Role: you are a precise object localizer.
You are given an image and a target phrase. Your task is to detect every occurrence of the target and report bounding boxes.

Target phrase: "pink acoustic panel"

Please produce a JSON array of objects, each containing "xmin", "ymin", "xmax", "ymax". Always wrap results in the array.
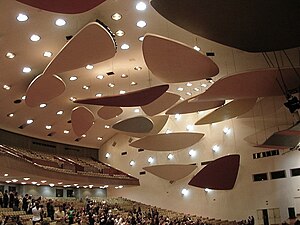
[
  {"xmin": 142, "ymin": 34, "xmax": 219, "ymax": 83},
  {"xmin": 112, "ymin": 116, "xmax": 153, "ymax": 133},
  {"xmin": 97, "ymin": 106, "xmax": 123, "ymax": 120},
  {"xmin": 141, "ymin": 92, "xmax": 180, "ymax": 116},
  {"xmin": 188, "ymin": 154, "xmax": 240, "ymax": 190},
  {"xmin": 195, "ymin": 98, "xmax": 257, "ymax": 125},
  {"xmin": 17, "ymin": 0, "xmax": 106, "ymax": 14},
  {"xmin": 194, "ymin": 68, "xmax": 300, "ymax": 101},
  {"xmin": 75, "ymin": 85, "xmax": 169, "ymax": 107},
  {"xmin": 129, "ymin": 132, "xmax": 204, "ymax": 151},
  {"xmin": 25, "ymin": 74, "xmax": 66, "ymax": 107},
  {"xmin": 143, "ymin": 164, "xmax": 197, "ymax": 182},
  {"xmin": 43, "ymin": 22, "xmax": 115, "ymax": 77},
  {"xmin": 150, "ymin": 0, "xmax": 300, "ymax": 52},
  {"xmin": 71, "ymin": 106, "xmax": 95, "ymax": 137},
  {"xmin": 166, "ymin": 97, "xmax": 224, "ymax": 115}
]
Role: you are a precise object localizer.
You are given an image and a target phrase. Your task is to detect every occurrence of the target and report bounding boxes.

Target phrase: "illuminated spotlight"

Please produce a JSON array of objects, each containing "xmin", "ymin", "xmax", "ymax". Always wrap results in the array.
[
  {"xmin": 121, "ymin": 74, "xmax": 128, "ymax": 78},
  {"xmin": 181, "ymin": 188, "xmax": 189, "ymax": 196},
  {"xmin": 49, "ymin": 183, "xmax": 55, "ymax": 187},
  {"xmin": 193, "ymin": 46, "xmax": 201, "ymax": 51},
  {"xmin": 16, "ymin": 13, "xmax": 28, "ymax": 22},
  {"xmin": 55, "ymin": 18, "xmax": 66, "ymax": 26},
  {"xmin": 212, "ymin": 145, "xmax": 220, "ymax": 152},
  {"xmin": 69, "ymin": 96, "xmax": 77, "ymax": 101},
  {"xmin": 188, "ymin": 149, "xmax": 196, "ymax": 157},
  {"xmin": 3, "ymin": 84, "xmax": 11, "ymax": 90},
  {"xmin": 95, "ymin": 93, "xmax": 102, "ymax": 97},
  {"xmin": 39, "ymin": 103, "xmax": 47, "ymax": 108},
  {"xmin": 136, "ymin": 2, "xmax": 147, "ymax": 11},
  {"xmin": 56, "ymin": 110, "xmax": 63, "ymax": 115},
  {"xmin": 186, "ymin": 82, "xmax": 192, "ymax": 87},
  {"xmin": 7, "ymin": 113, "xmax": 14, "ymax": 118},
  {"xmin": 43, "ymin": 51, "xmax": 53, "ymax": 57},
  {"xmin": 96, "ymin": 74, "xmax": 104, "ymax": 80},
  {"xmin": 30, "ymin": 34, "xmax": 41, "ymax": 42},
  {"xmin": 104, "ymin": 125, "xmax": 110, "ymax": 129},
  {"xmin": 120, "ymin": 44, "xmax": 130, "ymax": 50},
  {"xmin": 167, "ymin": 153, "xmax": 174, "ymax": 160},
  {"xmin": 45, "ymin": 125, "xmax": 52, "ymax": 130},
  {"xmin": 223, "ymin": 127, "xmax": 231, "ymax": 134},
  {"xmin": 108, "ymin": 83, "xmax": 115, "ymax": 88},
  {"xmin": 186, "ymin": 124, "xmax": 193, "ymax": 131},
  {"xmin": 22, "ymin": 67, "xmax": 31, "ymax": 73},
  {"xmin": 137, "ymin": 20, "xmax": 147, "ymax": 28},
  {"xmin": 63, "ymin": 130, "xmax": 70, "ymax": 134},
  {"xmin": 204, "ymin": 188, "xmax": 212, "ymax": 193},
  {"xmin": 26, "ymin": 119, "xmax": 34, "ymax": 124},
  {"xmin": 138, "ymin": 36, "xmax": 144, "ymax": 42},
  {"xmin": 175, "ymin": 113, "xmax": 181, "ymax": 120},
  {"xmin": 85, "ymin": 64, "xmax": 93, "ymax": 70},
  {"xmin": 105, "ymin": 153, "xmax": 111, "ymax": 158},
  {"xmin": 134, "ymin": 108, "xmax": 140, "ymax": 113},
  {"xmin": 69, "ymin": 76, "xmax": 77, "ymax": 81},
  {"xmin": 111, "ymin": 13, "xmax": 122, "ymax": 21},
  {"xmin": 147, "ymin": 156, "xmax": 154, "ymax": 164},
  {"xmin": 165, "ymin": 129, "xmax": 172, "ymax": 134},
  {"xmin": 201, "ymin": 83, "xmax": 208, "ymax": 88},
  {"xmin": 119, "ymin": 90, "xmax": 126, "ymax": 94},
  {"xmin": 177, "ymin": 87, "xmax": 183, "ymax": 91},
  {"xmin": 6, "ymin": 52, "xmax": 15, "ymax": 59},
  {"xmin": 115, "ymin": 30, "xmax": 125, "ymax": 36},
  {"xmin": 97, "ymin": 137, "xmax": 103, "ymax": 141},
  {"xmin": 129, "ymin": 160, "xmax": 135, "ymax": 166},
  {"xmin": 134, "ymin": 66, "xmax": 142, "ymax": 71}
]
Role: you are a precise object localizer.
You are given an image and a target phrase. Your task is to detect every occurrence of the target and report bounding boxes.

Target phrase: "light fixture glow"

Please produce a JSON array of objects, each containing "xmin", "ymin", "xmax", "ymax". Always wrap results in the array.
[
  {"xmin": 177, "ymin": 87, "xmax": 183, "ymax": 91},
  {"xmin": 130, "ymin": 81, "xmax": 137, "ymax": 86},
  {"xmin": 104, "ymin": 125, "xmax": 110, "ymax": 129},
  {"xmin": 12, "ymin": 179, "xmax": 18, "ymax": 182},
  {"xmin": 205, "ymin": 188, "xmax": 212, "ymax": 193},
  {"xmin": 137, "ymin": 20, "xmax": 147, "ymax": 28},
  {"xmin": 186, "ymin": 82, "xmax": 192, "ymax": 87},
  {"xmin": 134, "ymin": 66, "xmax": 142, "ymax": 71},
  {"xmin": 8, "ymin": 113, "xmax": 14, "ymax": 118},
  {"xmin": 121, "ymin": 74, "xmax": 128, "ymax": 78},
  {"xmin": 97, "ymin": 137, "xmax": 103, "ymax": 141},
  {"xmin": 193, "ymin": 46, "xmax": 201, "ymax": 51},
  {"xmin": 82, "ymin": 85, "xmax": 90, "ymax": 90},
  {"xmin": 69, "ymin": 97, "xmax": 77, "ymax": 102},
  {"xmin": 3, "ymin": 85, "xmax": 11, "ymax": 90},
  {"xmin": 26, "ymin": 119, "xmax": 34, "ymax": 124},
  {"xmin": 136, "ymin": 2, "xmax": 147, "ymax": 11},
  {"xmin": 134, "ymin": 108, "xmax": 140, "ymax": 113},
  {"xmin": 85, "ymin": 64, "xmax": 94, "ymax": 70},
  {"xmin": 212, "ymin": 145, "xmax": 220, "ymax": 152},
  {"xmin": 138, "ymin": 36, "xmax": 144, "ymax": 42},
  {"xmin": 21, "ymin": 182, "xmax": 26, "ymax": 185},
  {"xmin": 39, "ymin": 103, "xmax": 47, "ymax": 108},
  {"xmin": 23, "ymin": 177, "xmax": 30, "ymax": 181},
  {"xmin": 55, "ymin": 18, "xmax": 66, "ymax": 26},
  {"xmin": 21, "ymin": 96, "xmax": 26, "ymax": 100},
  {"xmin": 4, "ymin": 174, "xmax": 8, "ymax": 177},
  {"xmin": 167, "ymin": 153, "xmax": 174, "ymax": 160},
  {"xmin": 56, "ymin": 110, "xmax": 63, "ymax": 115},
  {"xmin": 193, "ymin": 87, "xmax": 200, "ymax": 92},
  {"xmin": 120, "ymin": 44, "xmax": 130, "ymax": 50},
  {"xmin": 6, "ymin": 52, "xmax": 15, "ymax": 59},
  {"xmin": 165, "ymin": 129, "xmax": 172, "ymax": 134},
  {"xmin": 30, "ymin": 34, "xmax": 41, "ymax": 42},
  {"xmin": 175, "ymin": 114, "xmax": 181, "ymax": 120},
  {"xmin": 45, "ymin": 125, "xmax": 52, "ymax": 130},
  {"xmin": 22, "ymin": 67, "xmax": 31, "ymax": 73},
  {"xmin": 64, "ymin": 130, "xmax": 70, "ymax": 134},
  {"xmin": 119, "ymin": 90, "xmax": 126, "ymax": 94},
  {"xmin": 41, "ymin": 180, "xmax": 47, "ymax": 183},
  {"xmin": 17, "ymin": 13, "xmax": 28, "ymax": 22},
  {"xmin": 6, "ymin": 181, "xmax": 11, "ymax": 183},
  {"xmin": 115, "ymin": 30, "xmax": 125, "ymax": 36},
  {"xmin": 181, "ymin": 188, "xmax": 189, "ymax": 196},
  {"xmin": 111, "ymin": 13, "xmax": 122, "ymax": 21},
  {"xmin": 129, "ymin": 160, "xmax": 135, "ymax": 166},
  {"xmin": 189, "ymin": 149, "xmax": 196, "ymax": 157},
  {"xmin": 223, "ymin": 127, "xmax": 231, "ymax": 134},
  {"xmin": 186, "ymin": 124, "xmax": 193, "ymax": 131},
  {"xmin": 96, "ymin": 74, "xmax": 104, "ymax": 79},
  {"xmin": 148, "ymin": 157, "xmax": 154, "ymax": 164},
  {"xmin": 105, "ymin": 153, "xmax": 111, "ymax": 158},
  {"xmin": 186, "ymin": 92, "xmax": 192, "ymax": 96},
  {"xmin": 43, "ymin": 51, "xmax": 53, "ymax": 57},
  {"xmin": 201, "ymin": 83, "xmax": 207, "ymax": 88},
  {"xmin": 69, "ymin": 76, "xmax": 77, "ymax": 81},
  {"xmin": 95, "ymin": 93, "xmax": 102, "ymax": 97},
  {"xmin": 108, "ymin": 83, "xmax": 115, "ymax": 88},
  {"xmin": 49, "ymin": 183, "xmax": 55, "ymax": 187},
  {"xmin": 31, "ymin": 181, "xmax": 37, "ymax": 185}
]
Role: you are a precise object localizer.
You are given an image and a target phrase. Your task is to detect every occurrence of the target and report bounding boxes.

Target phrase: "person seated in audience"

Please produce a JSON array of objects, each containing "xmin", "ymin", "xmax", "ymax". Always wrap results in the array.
[{"xmin": 54, "ymin": 206, "xmax": 66, "ymax": 225}]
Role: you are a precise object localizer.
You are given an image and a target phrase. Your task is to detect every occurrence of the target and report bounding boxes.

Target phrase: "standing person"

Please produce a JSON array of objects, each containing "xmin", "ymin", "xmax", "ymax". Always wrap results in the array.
[
  {"xmin": 22, "ymin": 194, "xmax": 29, "ymax": 213},
  {"xmin": 68, "ymin": 207, "xmax": 74, "ymax": 225},
  {"xmin": 13, "ymin": 192, "xmax": 20, "ymax": 211},
  {"xmin": 0, "ymin": 191, "xmax": 3, "ymax": 208},
  {"xmin": 47, "ymin": 199, "xmax": 55, "ymax": 221},
  {"xmin": 3, "ymin": 190, "xmax": 9, "ymax": 208},
  {"xmin": 9, "ymin": 191, "xmax": 14, "ymax": 208},
  {"xmin": 32, "ymin": 202, "xmax": 42, "ymax": 225}
]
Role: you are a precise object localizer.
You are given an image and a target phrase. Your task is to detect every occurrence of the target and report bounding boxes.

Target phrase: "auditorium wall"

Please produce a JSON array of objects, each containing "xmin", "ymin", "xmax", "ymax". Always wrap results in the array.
[{"xmin": 99, "ymin": 97, "xmax": 300, "ymax": 221}]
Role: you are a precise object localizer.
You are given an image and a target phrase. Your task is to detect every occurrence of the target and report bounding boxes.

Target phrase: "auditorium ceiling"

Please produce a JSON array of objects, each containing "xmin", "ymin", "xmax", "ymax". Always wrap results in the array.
[{"xmin": 0, "ymin": 0, "xmax": 299, "ymax": 149}]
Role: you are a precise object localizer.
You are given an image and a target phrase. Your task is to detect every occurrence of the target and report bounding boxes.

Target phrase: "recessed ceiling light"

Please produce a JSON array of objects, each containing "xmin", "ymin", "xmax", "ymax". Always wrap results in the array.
[
  {"xmin": 186, "ymin": 92, "xmax": 192, "ymax": 96},
  {"xmin": 119, "ymin": 90, "xmax": 126, "ymax": 94},
  {"xmin": 186, "ymin": 82, "xmax": 192, "ymax": 87},
  {"xmin": 134, "ymin": 66, "xmax": 142, "ymax": 71},
  {"xmin": 81, "ymin": 134, "xmax": 87, "ymax": 138},
  {"xmin": 57, "ymin": 182, "xmax": 63, "ymax": 185},
  {"xmin": 4, "ymin": 174, "xmax": 8, "ymax": 177},
  {"xmin": 30, "ymin": 34, "xmax": 41, "ymax": 42},
  {"xmin": 43, "ymin": 51, "xmax": 53, "ymax": 57},
  {"xmin": 177, "ymin": 87, "xmax": 183, "ymax": 91},
  {"xmin": 130, "ymin": 81, "xmax": 137, "ymax": 86},
  {"xmin": 193, "ymin": 46, "xmax": 201, "ymax": 51},
  {"xmin": 138, "ymin": 36, "xmax": 144, "ymax": 42},
  {"xmin": 69, "ymin": 96, "xmax": 77, "ymax": 102},
  {"xmin": 49, "ymin": 183, "xmax": 55, "ymax": 187},
  {"xmin": 56, "ymin": 110, "xmax": 63, "ymax": 115},
  {"xmin": 180, "ymin": 97, "xmax": 185, "ymax": 101},
  {"xmin": 64, "ymin": 130, "xmax": 70, "ymax": 134},
  {"xmin": 129, "ymin": 160, "xmax": 135, "ymax": 166},
  {"xmin": 104, "ymin": 125, "xmax": 110, "ymax": 129},
  {"xmin": 137, "ymin": 20, "xmax": 147, "ymax": 28},
  {"xmin": 201, "ymin": 83, "xmax": 207, "ymax": 88},
  {"xmin": 223, "ymin": 127, "xmax": 231, "ymax": 134},
  {"xmin": 212, "ymin": 145, "xmax": 220, "ymax": 152},
  {"xmin": 21, "ymin": 182, "xmax": 26, "ymax": 185},
  {"xmin": 45, "ymin": 125, "xmax": 52, "ymax": 130},
  {"xmin": 97, "ymin": 137, "xmax": 103, "ymax": 141},
  {"xmin": 6, "ymin": 52, "xmax": 15, "ymax": 59},
  {"xmin": 12, "ymin": 179, "xmax": 18, "ymax": 182},
  {"xmin": 167, "ymin": 153, "xmax": 174, "ymax": 160},
  {"xmin": 115, "ymin": 30, "xmax": 125, "ymax": 36},
  {"xmin": 41, "ymin": 180, "xmax": 47, "ymax": 183},
  {"xmin": 21, "ymin": 95, "xmax": 26, "ymax": 100},
  {"xmin": 105, "ymin": 153, "xmax": 110, "ymax": 158},
  {"xmin": 108, "ymin": 83, "xmax": 115, "ymax": 88},
  {"xmin": 26, "ymin": 119, "xmax": 34, "ymax": 124},
  {"xmin": 55, "ymin": 18, "xmax": 66, "ymax": 26},
  {"xmin": 7, "ymin": 113, "xmax": 14, "ymax": 118},
  {"xmin": 23, "ymin": 177, "xmax": 30, "ymax": 180},
  {"xmin": 22, "ymin": 67, "xmax": 31, "ymax": 73},
  {"xmin": 39, "ymin": 103, "xmax": 47, "ymax": 108},
  {"xmin": 186, "ymin": 124, "xmax": 193, "ymax": 131},
  {"xmin": 111, "ymin": 13, "xmax": 122, "ymax": 21},
  {"xmin": 121, "ymin": 74, "xmax": 128, "ymax": 78},
  {"xmin": 175, "ymin": 114, "xmax": 181, "ymax": 120},
  {"xmin": 193, "ymin": 87, "xmax": 200, "ymax": 92},
  {"xmin": 120, "ymin": 44, "xmax": 130, "ymax": 50},
  {"xmin": 31, "ymin": 181, "xmax": 37, "ymax": 185},
  {"xmin": 17, "ymin": 13, "xmax": 28, "ymax": 22},
  {"xmin": 95, "ymin": 93, "xmax": 102, "ymax": 97},
  {"xmin": 189, "ymin": 149, "xmax": 196, "ymax": 157},
  {"xmin": 147, "ymin": 156, "xmax": 154, "ymax": 164},
  {"xmin": 69, "ymin": 76, "xmax": 77, "ymax": 81},
  {"xmin": 85, "ymin": 64, "xmax": 93, "ymax": 70},
  {"xmin": 3, "ymin": 84, "xmax": 11, "ymax": 90},
  {"xmin": 134, "ymin": 108, "xmax": 140, "ymax": 113},
  {"xmin": 96, "ymin": 74, "xmax": 104, "ymax": 80},
  {"xmin": 136, "ymin": 2, "xmax": 147, "ymax": 11},
  {"xmin": 82, "ymin": 85, "xmax": 90, "ymax": 90},
  {"xmin": 6, "ymin": 181, "xmax": 11, "ymax": 183}
]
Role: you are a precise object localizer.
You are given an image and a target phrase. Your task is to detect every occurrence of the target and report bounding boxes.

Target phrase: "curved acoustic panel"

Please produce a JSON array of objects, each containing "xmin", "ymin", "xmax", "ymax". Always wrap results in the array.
[
  {"xmin": 129, "ymin": 132, "xmax": 204, "ymax": 151},
  {"xmin": 143, "ymin": 164, "xmax": 197, "ymax": 182},
  {"xmin": 126, "ymin": 115, "xmax": 169, "ymax": 138},
  {"xmin": 71, "ymin": 106, "xmax": 95, "ymax": 137},
  {"xmin": 141, "ymin": 92, "xmax": 180, "ymax": 116},
  {"xmin": 25, "ymin": 74, "xmax": 66, "ymax": 107},
  {"xmin": 151, "ymin": 0, "xmax": 300, "ymax": 52},
  {"xmin": 194, "ymin": 68, "xmax": 300, "ymax": 101},
  {"xmin": 166, "ymin": 97, "xmax": 225, "ymax": 115},
  {"xmin": 16, "ymin": 0, "xmax": 106, "ymax": 14},
  {"xmin": 195, "ymin": 98, "xmax": 257, "ymax": 125},
  {"xmin": 75, "ymin": 85, "xmax": 169, "ymax": 107},
  {"xmin": 188, "ymin": 154, "xmax": 240, "ymax": 190},
  {"xmin": 97, "ymin": 106, "xmax": 123, "ymax": 120},
  {"xmin": 142, "ymin": 34, "xmax": 219, "ymax": 83},
  {"xmin": 112, "ymin": 116, "xmax": 153, "ymax": 133},
  {"xmin": 43, "ymin": 22, "xmax": 115, "ymax": 76}
]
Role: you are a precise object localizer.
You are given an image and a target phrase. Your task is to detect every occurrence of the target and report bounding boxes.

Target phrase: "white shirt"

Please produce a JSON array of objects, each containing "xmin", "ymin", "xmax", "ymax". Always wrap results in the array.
[{"xmin": 32, "ymin": 206, "xmax": 42, "ymax": 222}]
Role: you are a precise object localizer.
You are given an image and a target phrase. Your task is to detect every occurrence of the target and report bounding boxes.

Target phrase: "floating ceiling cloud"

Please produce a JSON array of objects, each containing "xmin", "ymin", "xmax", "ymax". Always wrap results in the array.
[
  {"xmin": 97, "ymin": 106, "xmax": 123, "ymax": 120},
  {"xmin": 112, "ymin": 116, "xmax": 153, "ymax": 133},
  {"xmin": 71, "ymin": 106, "xmax": 95, "ymax": 137}
]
